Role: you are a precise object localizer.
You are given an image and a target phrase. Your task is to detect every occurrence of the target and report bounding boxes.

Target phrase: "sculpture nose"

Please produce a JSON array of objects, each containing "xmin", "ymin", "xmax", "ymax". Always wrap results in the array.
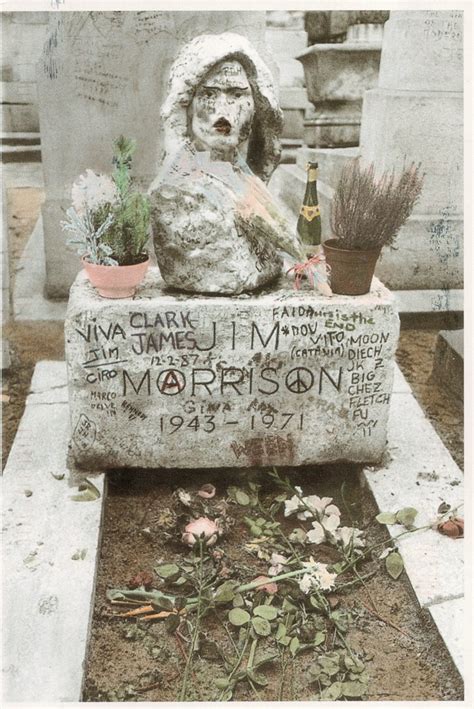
[{"xmin": 213, "ymin": 92, "xmax": 234, "ymax": 113}]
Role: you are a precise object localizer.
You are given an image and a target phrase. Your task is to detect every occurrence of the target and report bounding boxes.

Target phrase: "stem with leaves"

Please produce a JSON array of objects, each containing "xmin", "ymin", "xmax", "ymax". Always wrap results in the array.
[{"xmin": 179, "ymin": 539, "xmax": 205, "ymax": 701}]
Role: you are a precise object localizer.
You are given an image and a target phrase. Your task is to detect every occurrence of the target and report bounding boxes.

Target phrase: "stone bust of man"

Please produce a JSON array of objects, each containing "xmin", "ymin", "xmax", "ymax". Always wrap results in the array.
[{"xmin": 149, "ymin": 32, "xmax": 303, "ymax": 295}]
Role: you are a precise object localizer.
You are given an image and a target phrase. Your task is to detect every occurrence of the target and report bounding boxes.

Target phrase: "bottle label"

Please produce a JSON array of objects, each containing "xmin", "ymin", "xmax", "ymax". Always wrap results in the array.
[
  {"xmin": 308, "ymin": 168, "xmax": 318, "ymax": 182},
  {"xmin": 299, "ymin": 205, "xmax": 320, "ymax": 222}
]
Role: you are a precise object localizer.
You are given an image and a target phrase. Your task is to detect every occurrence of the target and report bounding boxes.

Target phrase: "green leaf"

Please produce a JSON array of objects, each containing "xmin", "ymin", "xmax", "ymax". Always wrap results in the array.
[
  {"xmin": 276, "ymin": 623, "xmax": 287, "ymax": 641},
  {"xmin": 308, "ymin": 664, "xmax": 323, "ymax": 681},
  {"xmin": 70, "ymin": 478, "xmax": 101, "ymax": 502},
  {"xmin": 309, "ymin": 595, "xmax": 325, "ymax": 611},
  {"xmin": 320, "ymin": 682, "xmax": 343, "ymax": 700},
  {"xmin": 289, "ymin": 528, "xmax": 307, "ymax": 544},
  {"xmin": 214, "ymin": 678, "xmax": 230, "ymax": 690},
  {"xmin": 151, "ymin": 595, "xmax": 175, "ymax": 611},
  {"xmin": 375, "ymin": 511, "xmax": 397, "ymax": 525},
  {"xmin": 396, "ymin": 507, "xmax": 418, "ymax": 527},
  {"xmin": 289, "ymin": 636, "xmax": 300, "ymax": 656},
  {"xmin": 172, "ymin": 576, "xmax": 187, "ymax": 586},
  {"xmin": 342, "ymin": 680, "xmax": 368, "ymax": 697},
  {"xmin": 330, "ymin": 610, "xmax": 351, "ymax": 633},
  {"xmin": 50, "ymin": 471, "xmax": 65, "ymax": 481},
  {"xmin": 344, "ymin": 655, "xmax": 365, "ymax": 673},
  {"xmin": 251, "ymin": 616, "xmax": 271, "ymax": 636},
  {"xmin": 247, "ymin": 669, "xmax": 268, "ymax": 687},
  {"xmin": 278, "ymin": 636, "xmax": 291, "ymax": 646},
  {"xmin": 319, "ymin": 652, "xmax": 341, "ymax": 676},
  {"xmin": 232, "ymin": 593, "xmax": 244, "ymax": 608},
  {"xmin": 385, "ymin": 551, "xmax": 404, "ymax": 579},
  {"xmin": 214, "ymin": 581, "xmax": 238, "ymax": 603},
  {"xmin": 236, "ymin": 490, "xmax": 250, "ymax": 506},
  {"xmin": 253, "ymin": 605, "xmax": 278, "ymax": 620},
  {"xmin": 165, "ymin": 614, "xmax": 180, "ymax": 633},
  {"xmin": 314, "ymin": 631, "xmax": 326, "ymax": 646},
  {"xmin": 228, "ymin": 608, "xmax": 250, "ymax": 626},
  {"xmin": 155, "ymin": 563, "xmax": 180, "ymax": 580},
  {"xmin": 282, "ymin": 598, "xmax": 298, "ymax": 613}
]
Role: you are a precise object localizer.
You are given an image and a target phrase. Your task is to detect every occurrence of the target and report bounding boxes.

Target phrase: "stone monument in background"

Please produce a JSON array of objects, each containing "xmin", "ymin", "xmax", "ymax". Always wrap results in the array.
[
  {"xmin": 358, "ymin": 10, "xmax": 463, "ymax": 290},
  {"xmin": 36, "ymin": 11, "xmax": 273, "ymax": 298},
  {"xmin": 272, "ymin": 10, "xmax": 463, "ymax": 294},
  {"xmin": 265, "ymin": 11, "xmax": 310, "ymax": 156},
  {"xmin": 296, "ymin": 22, "xmax": 383, "ymax": 149}
]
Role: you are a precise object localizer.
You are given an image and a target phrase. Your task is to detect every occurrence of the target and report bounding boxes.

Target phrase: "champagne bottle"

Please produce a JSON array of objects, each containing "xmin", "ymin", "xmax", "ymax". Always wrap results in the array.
[{"xmin": 297, "ymin": 162, "xmax": 322, "ymax": 256}]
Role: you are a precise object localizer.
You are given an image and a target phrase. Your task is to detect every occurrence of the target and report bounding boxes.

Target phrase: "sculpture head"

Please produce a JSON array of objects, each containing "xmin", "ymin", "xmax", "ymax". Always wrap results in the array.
[
  {"xmin": 161, "ymin": 33, "xmax": 283, "ymax": 182},
  {"xmin": 189, "ymin": 60, "xmax": 255, "ymax": 160}
]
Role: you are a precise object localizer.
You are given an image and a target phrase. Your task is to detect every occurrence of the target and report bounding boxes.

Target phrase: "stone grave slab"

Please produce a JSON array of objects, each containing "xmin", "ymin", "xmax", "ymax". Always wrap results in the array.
[
  {"xmin": 2, "ymin": 361, "xmax": 105, "ymax": 702},
  {"xmin": 65, "ymin": 268, "xmax": 400, "ymax": 469}
]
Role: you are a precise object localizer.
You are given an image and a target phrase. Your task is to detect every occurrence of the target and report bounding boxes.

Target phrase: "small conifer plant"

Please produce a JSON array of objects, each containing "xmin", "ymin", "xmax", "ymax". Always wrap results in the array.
[{"xmin": 62, "ymin": 136, "xmax": 150, "ymax": 266}]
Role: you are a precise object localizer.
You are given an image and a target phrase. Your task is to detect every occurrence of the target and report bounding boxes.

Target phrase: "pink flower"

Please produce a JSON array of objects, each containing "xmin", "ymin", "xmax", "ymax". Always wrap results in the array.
[
  {"xmin": 182, "ymin": 517, "xmax": 220, "ymax": 547},
  {"xmin": 251, "ymin": 576, "xmax": 278, "ymax": 594},
  {"xmin": 197, "ymin": 483, "xmax": 216, "ymax": 499}
]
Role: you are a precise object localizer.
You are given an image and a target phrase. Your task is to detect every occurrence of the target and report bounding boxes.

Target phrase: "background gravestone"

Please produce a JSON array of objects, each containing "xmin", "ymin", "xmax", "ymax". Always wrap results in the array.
[
  {"xmin": 36, "ymin": 11, "xmax": 272, "ymax": 298},
  {"xmin": 359, "ymin": 10, "xmax": 463, "ymax": 290},
  {"xmin": 272, "ymin": 10, "xmax": 463, "ymax": 294},
  {"xmin": 1, "ymin": 12, "xmax": 49, "ymax": 133}
]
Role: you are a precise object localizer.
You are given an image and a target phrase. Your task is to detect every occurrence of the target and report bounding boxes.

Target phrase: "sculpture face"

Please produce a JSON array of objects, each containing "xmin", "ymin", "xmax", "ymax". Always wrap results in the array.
[{"xmin": 190, "ymin": 60, "xmax": 255, "ymax": 159}]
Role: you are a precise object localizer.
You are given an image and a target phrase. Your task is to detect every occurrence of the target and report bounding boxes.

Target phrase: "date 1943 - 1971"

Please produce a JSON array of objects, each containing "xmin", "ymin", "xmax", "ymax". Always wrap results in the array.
[{"xmin": 159, "ymin": 412, "xmax": 305, "ymax": 434}]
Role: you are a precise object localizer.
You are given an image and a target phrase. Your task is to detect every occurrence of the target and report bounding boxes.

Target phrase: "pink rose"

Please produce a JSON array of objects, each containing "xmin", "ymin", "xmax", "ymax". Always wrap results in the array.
[{"xmin": 182, "ymin": 517, "xmax": 220, "ymax": 547}]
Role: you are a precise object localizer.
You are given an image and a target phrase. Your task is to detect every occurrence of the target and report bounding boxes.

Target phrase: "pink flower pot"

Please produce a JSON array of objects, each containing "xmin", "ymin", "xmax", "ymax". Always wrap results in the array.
[{"xmin": 82, "ymin": 257, "xmax": 149, "ymax": 298}]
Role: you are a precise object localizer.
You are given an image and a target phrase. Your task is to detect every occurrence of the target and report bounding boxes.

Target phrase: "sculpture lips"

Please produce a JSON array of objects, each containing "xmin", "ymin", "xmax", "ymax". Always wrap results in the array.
[{"xmin": 213, "ymin": 117, "xmax": 231, "ymax": 135}]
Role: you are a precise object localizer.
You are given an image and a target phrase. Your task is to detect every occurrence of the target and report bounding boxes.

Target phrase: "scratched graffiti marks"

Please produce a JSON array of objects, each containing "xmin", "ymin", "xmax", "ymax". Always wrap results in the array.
[
  {"xmin": 67, "ymin": 291, "xmax": 399, "ymax": 467},
  {"xmin": 429, "ymin": 204, "xmax": 461, "ymax": 264},
  {"xmin": 73, "ymin": 414, "xmax": 97, "ymax": 451}
]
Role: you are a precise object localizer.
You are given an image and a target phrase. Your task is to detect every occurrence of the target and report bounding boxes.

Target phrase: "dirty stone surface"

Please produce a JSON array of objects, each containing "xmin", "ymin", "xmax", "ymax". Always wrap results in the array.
[
  {"xmin": 2, "ymin": 362, "xmax": 105, "ymax": 703},
  {"xmin": 150, "ymin": 32, "xmax": 297, "ymax": 295},
  {"xmin": 65, "ymin": 268, "xmax": 399, "ymax": 469}
]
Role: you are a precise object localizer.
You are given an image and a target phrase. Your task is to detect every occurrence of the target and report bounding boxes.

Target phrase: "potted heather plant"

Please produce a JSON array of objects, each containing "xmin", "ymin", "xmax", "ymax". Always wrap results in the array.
[
  {"xmin": 323, "ymin": 159, "xmax": 424, "ymax": 295},
  {"xmin": 62, "ymin": 135, "xmax": 150, "ymax": 298}
]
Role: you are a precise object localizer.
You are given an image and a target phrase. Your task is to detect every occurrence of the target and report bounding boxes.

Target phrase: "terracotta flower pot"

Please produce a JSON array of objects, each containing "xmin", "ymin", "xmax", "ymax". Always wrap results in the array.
[
  {"xmin": 82, "ymin": 256, "xmax": 149, "ymax": 298},
  {"xmin": 322, "ymin": 238, "xmax": 381, "ymax": 295}
]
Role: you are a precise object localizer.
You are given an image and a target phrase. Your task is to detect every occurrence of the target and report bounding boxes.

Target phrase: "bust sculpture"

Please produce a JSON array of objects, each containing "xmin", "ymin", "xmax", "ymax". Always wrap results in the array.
[{"xmin": 149, "ymin": 32, "xmax": 303, "ymax": 295}]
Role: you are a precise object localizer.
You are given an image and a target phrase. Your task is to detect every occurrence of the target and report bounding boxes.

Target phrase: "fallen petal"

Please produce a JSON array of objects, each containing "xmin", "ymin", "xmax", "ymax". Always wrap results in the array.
[
  {"xmin": 197, "ymin": 483, "xmax": 216, "ymax": 499},
  {"xmin": 251, "ymin": 575, "xmax": 278, "ymax": 594}
]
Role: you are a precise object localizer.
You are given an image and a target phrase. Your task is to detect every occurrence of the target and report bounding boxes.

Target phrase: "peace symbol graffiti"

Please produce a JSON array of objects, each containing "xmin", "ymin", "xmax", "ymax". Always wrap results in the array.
[{"xmin": 285, "ymin": 367, "xmax": 314, "ymax": 394}]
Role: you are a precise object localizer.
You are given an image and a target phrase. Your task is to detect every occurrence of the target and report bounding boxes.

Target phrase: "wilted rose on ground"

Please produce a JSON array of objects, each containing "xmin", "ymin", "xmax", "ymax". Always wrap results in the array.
[
  {"xmin": 182, "ymin": 517, "xmax": 220, "ymax": 547},
  {"xmin": 437, "ymin": 517, "xmax": 463, "ymax": 538},
  {"xmin": 128, "ymin": 571, "xmax": 155, "ymax": 590}
]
